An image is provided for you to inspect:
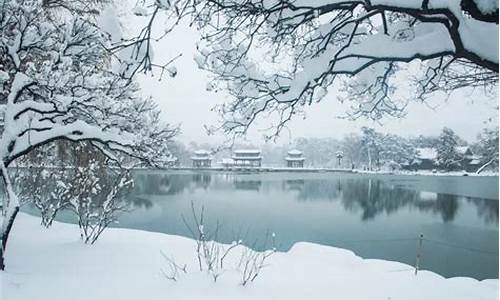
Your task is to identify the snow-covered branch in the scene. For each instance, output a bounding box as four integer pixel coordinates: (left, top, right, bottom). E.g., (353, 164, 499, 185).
(0, 0, 178, 269)
(153, 0, 498, 138)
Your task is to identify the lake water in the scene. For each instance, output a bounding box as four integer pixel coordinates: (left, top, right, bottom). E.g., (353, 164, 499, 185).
(24, 170, 499, 279)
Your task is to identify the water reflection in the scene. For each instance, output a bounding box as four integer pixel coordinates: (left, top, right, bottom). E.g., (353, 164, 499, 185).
(128, 196, 153, 209)
(128, 173, 498, 225)
(467, 197, 499, 224)
(20, 171, 499, 279)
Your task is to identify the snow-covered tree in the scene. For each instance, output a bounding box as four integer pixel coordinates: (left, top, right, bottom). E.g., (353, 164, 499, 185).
(379, 134, 415, 168)
(360, 127, 383, 170)
(152, 0, 498, 138)
(341, 133, 363, 169)
(436, 127, 461, 170)
(13, 162, 71, 228)
(68, 155, 133, 244)
(0, 0, 178, 270)
(474, 127, 499, 173)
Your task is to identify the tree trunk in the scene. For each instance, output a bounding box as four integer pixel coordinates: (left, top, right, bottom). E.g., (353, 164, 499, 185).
(476, 157, 496, 174)
(0, 162, 19, 271)
(367, 149, 372, 171)
(0, 206, 19, 270)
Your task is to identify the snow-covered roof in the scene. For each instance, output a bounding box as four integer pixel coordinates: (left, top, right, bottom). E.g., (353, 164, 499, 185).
(287, 149, 302, 155)
(233, 149, 261, 154)
(194, 150, 210, 155)
(191, 150, 211, 160)
(470, 159, 481, 165)
(191, 156, 211, 161)
(415, 148, 437, 160)
(231, 155, 262, 160)
(455, 146, 472, 156)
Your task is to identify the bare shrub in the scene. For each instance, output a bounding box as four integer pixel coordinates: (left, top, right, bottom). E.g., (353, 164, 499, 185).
(238, 233, 276, 286)
(180, 202, 276, 284)
(160, 251, 187, 281)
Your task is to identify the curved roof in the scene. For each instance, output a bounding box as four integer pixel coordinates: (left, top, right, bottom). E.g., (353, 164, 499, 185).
(416, 148, 437, 160)
(194, 150, 210, 155)
(233, 149, 261, 154)
(287, 149, 302, 155)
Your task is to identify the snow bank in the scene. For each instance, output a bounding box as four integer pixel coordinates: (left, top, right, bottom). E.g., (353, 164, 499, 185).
(1, 213, 497, 300)
(356, 169, 499, 177)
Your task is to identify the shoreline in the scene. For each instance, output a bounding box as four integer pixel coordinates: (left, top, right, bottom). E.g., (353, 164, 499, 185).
(2, 213, 498, 300)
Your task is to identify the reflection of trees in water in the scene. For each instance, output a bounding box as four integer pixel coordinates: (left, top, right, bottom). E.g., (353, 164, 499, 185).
(127, 196, 153, 209)
(289, 179, 342, 201)
(192, 173, 212, 189)
(283, 179, 305, 193)
(282, 177, 496, 224)
(233, 180, 262, 191)
(341, 179, 419, 221)
(413, 194, 459, 223)
(131, 173, 192, 195)
(125, 172, 498, 225)
(466, 197, 499, 224)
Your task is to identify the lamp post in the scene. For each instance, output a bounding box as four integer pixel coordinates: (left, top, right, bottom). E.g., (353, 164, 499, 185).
(335, 151, 344, 168)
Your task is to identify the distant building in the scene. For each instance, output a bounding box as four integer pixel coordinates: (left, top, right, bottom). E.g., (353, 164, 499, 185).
(456, 146, 482, 172)
(191, 150, 212, 168)
(411, 147, 438, 170)
(232, 149, 262, 167)
(466, 155, 482, 172)
(221, 158, 235, 168)
(411, 146, 480, 172)
(285, 150, 305, 168)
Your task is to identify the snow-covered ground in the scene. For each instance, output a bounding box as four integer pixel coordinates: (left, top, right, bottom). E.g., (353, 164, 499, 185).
(355, 169, 499, 177)
(1, 213, 498, 300)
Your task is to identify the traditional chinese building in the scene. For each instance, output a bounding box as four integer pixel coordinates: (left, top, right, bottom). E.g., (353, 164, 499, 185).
(411, 147, 438, 170)
(285, 149, 305, 168)
(232, 149, 262, 167)
(191, 150, 212, 168)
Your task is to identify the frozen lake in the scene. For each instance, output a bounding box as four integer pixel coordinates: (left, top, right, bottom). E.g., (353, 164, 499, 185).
(24, 170, 499, 279)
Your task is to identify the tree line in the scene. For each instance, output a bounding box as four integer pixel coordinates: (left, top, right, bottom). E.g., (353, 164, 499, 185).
(171, 126, 498, 172)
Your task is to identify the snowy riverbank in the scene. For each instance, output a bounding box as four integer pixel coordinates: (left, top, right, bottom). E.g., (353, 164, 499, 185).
(1, 213, 498, 300)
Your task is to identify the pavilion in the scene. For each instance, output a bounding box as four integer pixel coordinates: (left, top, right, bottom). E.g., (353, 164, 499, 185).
(232, 149, 262, 167)
(191, 150, 212, 168)
(285, 149, 305, 168)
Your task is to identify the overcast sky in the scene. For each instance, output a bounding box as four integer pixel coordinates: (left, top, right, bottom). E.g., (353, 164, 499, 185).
(135, 19, 498, 145)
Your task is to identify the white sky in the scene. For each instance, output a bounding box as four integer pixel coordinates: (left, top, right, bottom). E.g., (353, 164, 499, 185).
(135, 18, 498, 145)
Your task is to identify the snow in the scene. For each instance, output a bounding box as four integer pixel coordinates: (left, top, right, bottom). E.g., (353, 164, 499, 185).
(194, 150, 210, 155)
(166, 65, 178, 78)
(287, 149, 302, 155)
(415, 147, 438, 160)
(473, 0, 499, 14)
(0, 70, 9, 83)
(233, 149, 261, 154)
(357, 169, 499, 177)
(2, 213, 498, 300)
(132, 6, 148, 17)
(186, 0, 498, 128)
